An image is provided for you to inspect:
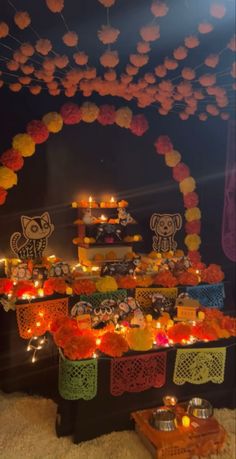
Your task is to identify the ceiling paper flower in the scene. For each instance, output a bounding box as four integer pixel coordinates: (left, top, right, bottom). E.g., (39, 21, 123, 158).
(13, 51, 28, 64)
(29, 85, 42, 95)
(36, 38, 52, 55)
(228, 35, 236, 52)
(206, 104, 219, 116)
(54, 54, 69, 68)
(130, 114, 149, 136)
(164, 57, 178, 70)
(137, 41, 150, 53)
(98, 0, 116, 7)
(21, 64, 35, 74)
(6, 60, 20, 71)
(179, 112, 189, 121)
(173, 46, 188, 60)
(210, 2, 226, 18)
(115, 106, 132, 128)
(81, 102, 99, 123)
(104, 69, 117, 81)
(20, 43, 34, 57)
(151, 1, 169, 17)
(18, 76, 32, 85)
(45, 0, 64, 13)
(205, 54, 219, 68)
(129, 53, 149, 67)
(126, 64, 138, 75)
(62, 31, 79, 47)
(100, 50, 119, 67)
(184, 35, 200, 48)
(97, 25, 120, 44)
(199, 73, 216, 87)
(177, 81, 193, 96)
(14, 11, 31, 30)
(0, 22, 9, 38)
(60, 102, 81, 124)
(12, 133, 35, 157)
(154, 64, 167, 77)
(42, 58, 56, 72)
(73, 51, 88, 65)
(198, 22, 214, 34)
(97, 104, 116, 125)
(181, 67, 196, 80)
(140, 24, 160, 42)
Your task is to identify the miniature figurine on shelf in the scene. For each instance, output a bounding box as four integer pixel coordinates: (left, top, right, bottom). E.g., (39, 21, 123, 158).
(118, 296, 142, 320)
(82, 208, 97, 225)
(130, 308, 145, 328)
(175, 293, 201, 321)
(71, 301, 93, 317)
(96, 223, 122, 243)
(48, 262, 70, 278)
(101, 256, 141, 276)
(167, 256, 191, 276)
(150, 292, 175, 318)
(11, 262, 32, 282)
(150, 213, 182, 253)
(117, 207, 136, 226)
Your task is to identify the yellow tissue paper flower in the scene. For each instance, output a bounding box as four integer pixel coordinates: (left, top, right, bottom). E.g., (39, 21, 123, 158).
(96, 276, 118, 292)
(185, 207, 201, 222)
(184, 234, 201, 250)
(126, 327, 153, 351)
(115, 107, 132, 128)
(165, 150, 181, 167)
(0, 166, 17, 189)
(81, 102, 99, 123)
(12, 133, 35, 157)
(42, 112, 63, 133)
(179, 177, 196, 195)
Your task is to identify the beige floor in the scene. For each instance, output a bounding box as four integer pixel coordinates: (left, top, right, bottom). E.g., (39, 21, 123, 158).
(0, 391, 235, 459)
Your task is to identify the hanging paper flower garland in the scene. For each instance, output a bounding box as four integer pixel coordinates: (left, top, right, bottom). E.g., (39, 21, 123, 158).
(154, 135, 202, 257)
(14, 11, 31, 30)
(0, 22, 9, 38)
(45, 0, 64, 13)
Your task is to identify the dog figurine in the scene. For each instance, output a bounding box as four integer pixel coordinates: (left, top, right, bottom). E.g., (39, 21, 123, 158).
(150, 213, 182, 253)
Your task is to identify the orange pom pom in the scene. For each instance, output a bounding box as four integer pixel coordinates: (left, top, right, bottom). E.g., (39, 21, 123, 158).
(154, 64, 167, 77)
(173, 46, 188, 60)
(126, 64, 138, 75)
(210, 2, 226, 19)
(199, 113, 208, 121)
(29, 85, 42, 95)
(164, 58, 178, 70)
(6, 60, 20, 71)
(198, 22, 213, 34)
(36, 39, 52, 55)
(151, 1, 169, 17)
(228, 35, 236, 52)
(140, 24, 160, 42)
(54, 54, 69, 68)
(62, 31, 79, 47)
(0, 22, 9, 38)
(45, 0, 64, 13)
(9, 82, 22, 92)
(21, 64, 34, 74)
(14, 11, 31, 30)
(129, 53, 149, 67)
(73, 51, 88, 65)
(137, 41, 150, 53)
(20, 43, 34, 57)
(98, 0, 115, 6)
(199, 73, 216, 87)
(184, 35, 200, 48)
(181, 67, 195, 80)
(100, 50, 119, 68)
(97, 25, 120, 44)
(205, 54, 219, 68)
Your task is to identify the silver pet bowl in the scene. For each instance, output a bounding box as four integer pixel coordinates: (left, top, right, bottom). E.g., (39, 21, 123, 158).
(151, 409, 176, 431)
(187, 398, 213, 419)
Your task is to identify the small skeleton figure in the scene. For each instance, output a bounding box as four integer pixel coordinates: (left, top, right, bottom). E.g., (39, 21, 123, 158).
(82, 208, 97, 225)
(117, 207, 135, 226)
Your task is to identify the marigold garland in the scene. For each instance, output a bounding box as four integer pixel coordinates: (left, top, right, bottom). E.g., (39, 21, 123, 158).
(0, 278, 13, 294)
(46, 0, 64, 13)
(12, 134, 35, 157)
(26, 120, 49, 144)
(42, 112, 63, 133)
(167, 323, 192, 343)
(154, 270, 178, 288)
(63, 332, 96, 360)
(0, 187, 7, 204)
(14, 11, 31, 30)
(97, 104, 116, 125)
(115, 107, 132, 128)
(60, 103, 82, 125)
(0, 149, 24, 172)
(72, 279, 96, 295)
(81, 102, 99, 123)
(0, 167, 18, 189)
(201, 264, 225, 284)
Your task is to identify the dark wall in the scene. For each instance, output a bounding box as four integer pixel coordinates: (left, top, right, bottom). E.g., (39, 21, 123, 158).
(0, 88, 235, 286)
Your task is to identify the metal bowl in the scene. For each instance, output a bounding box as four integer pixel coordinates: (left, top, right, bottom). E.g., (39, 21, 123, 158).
(187, 398, 213, 419)
(151, 408, 176, 431)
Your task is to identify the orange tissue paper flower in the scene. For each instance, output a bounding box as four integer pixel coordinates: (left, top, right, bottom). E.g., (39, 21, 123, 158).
(62, 31, 79, 47)
(115, 106, 132, 128)
(43, 278, 67, 295)
(100, 50, 119, 68)
(154, 64, 167, 77)
(60, 102, 82, 124)
(137, 41, 151, 53)
(184, 35, 200, 48)
(30, 85, 42, 95)
(0, 278, 13, 294)
(167, 323, 192, 344)
(72, 279, 96, 295)
(151, 1, 169, 17)
(205, 54, 219, 68)
(201, 264, 224, 284)
(14, 11, 31, 30)
(181, 67, 196, 80)
(14, 281, 37, 298)
(64, 331, 97, 360)
(129, 53, 149, 67)
(210, 2, 226, 19)
(198, 22, 214, 34)
(0, 22, 9, 38)
(97, 25, 120, 44)
(192, 322, 218, 341)
(97, 104, 116, 125)
(100, 332, 129, 357)
(164, 58, 178, 70)
(36, 39, 52, 56)
(173, 46, 188, 60)
(98, 0, 116, 6)
(73, 51, 88, 65)
(81, 101, 99, 123)
(177, 271, 199, 286)
(116, 275, 137, 289)
(154, 271, 177, 288)
(46, 0, 64, 13)
(140, 24, 160, 42)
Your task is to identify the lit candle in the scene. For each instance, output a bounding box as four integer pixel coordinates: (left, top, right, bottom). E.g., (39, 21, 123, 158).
(182, 415, 191, 428)
(110, 196, 115, 202)
(89, 196, 93, 208)
(100, 214, 107, 222)
(38, 288, 44, 298)
(163, 395, 178, 407)
(71, 201, 78, 208)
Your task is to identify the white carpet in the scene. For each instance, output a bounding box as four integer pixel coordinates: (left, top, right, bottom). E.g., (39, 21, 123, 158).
(0, 392, 235, 459)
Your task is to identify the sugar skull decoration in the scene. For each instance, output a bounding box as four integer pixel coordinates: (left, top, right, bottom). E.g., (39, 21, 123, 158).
(118, 296, 142, 320)
(11, 262, 32, 282)
(150, 213, 182, 253)
(48, 262, 71, 278)
(10, 212, 54, 261)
